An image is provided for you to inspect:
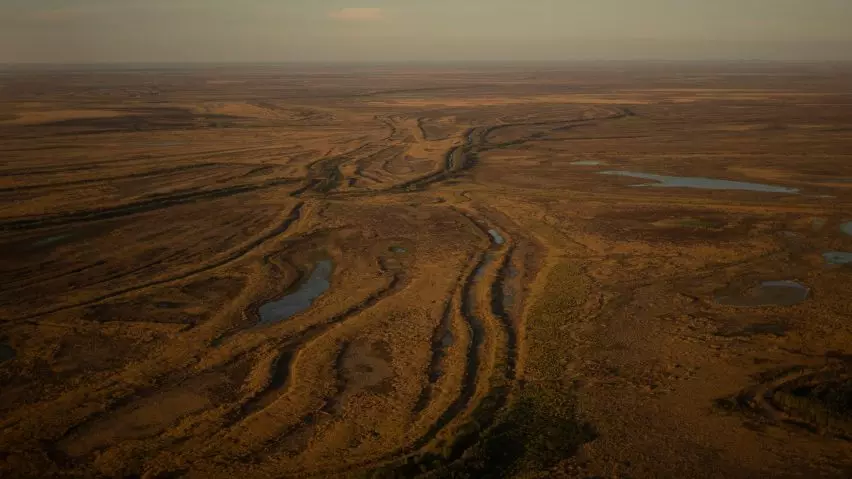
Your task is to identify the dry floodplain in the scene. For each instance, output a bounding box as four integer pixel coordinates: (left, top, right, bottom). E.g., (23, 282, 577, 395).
(1, 63, 852, 478)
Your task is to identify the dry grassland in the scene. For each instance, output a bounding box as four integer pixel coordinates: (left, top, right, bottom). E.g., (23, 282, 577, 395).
(1, 63, 851, 478)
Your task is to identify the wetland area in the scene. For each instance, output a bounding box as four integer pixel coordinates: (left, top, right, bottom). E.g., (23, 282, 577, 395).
(1, 64, 852, 478)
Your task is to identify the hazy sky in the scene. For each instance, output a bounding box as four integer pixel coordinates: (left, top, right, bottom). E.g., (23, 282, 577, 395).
(2, 0, 852, 63)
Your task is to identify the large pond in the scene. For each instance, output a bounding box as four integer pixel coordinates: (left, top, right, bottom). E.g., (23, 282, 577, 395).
(258, 260, 333, 324)
(716, 280, 809, 307)
(600, 171, 800, 194)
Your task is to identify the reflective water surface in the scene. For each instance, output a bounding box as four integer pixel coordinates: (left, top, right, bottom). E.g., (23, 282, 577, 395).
(600, 170, 800, 194)
(258, 260, 333, 324)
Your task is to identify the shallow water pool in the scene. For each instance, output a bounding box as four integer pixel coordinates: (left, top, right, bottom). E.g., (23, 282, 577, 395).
(258, 260, 333, 324)
(600, 171, 799, 194)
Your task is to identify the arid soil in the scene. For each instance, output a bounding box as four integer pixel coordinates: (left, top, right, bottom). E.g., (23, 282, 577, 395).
(1, 63, 851, 478)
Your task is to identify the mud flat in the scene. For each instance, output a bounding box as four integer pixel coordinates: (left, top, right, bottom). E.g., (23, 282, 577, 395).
(716, 280, 810, 307)
(0, 343, 15, 363)
(32, 234, 71, 248)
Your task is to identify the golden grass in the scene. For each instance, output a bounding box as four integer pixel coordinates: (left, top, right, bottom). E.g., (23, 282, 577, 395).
(2, 65, 852, 478)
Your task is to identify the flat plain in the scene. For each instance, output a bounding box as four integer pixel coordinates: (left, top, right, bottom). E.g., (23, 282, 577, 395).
(1, 63, 851, 478)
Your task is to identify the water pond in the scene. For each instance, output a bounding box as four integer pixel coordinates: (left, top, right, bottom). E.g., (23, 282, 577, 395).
(600, 171, 799, 194)
(258, 260, 333, 324)
(824, 252, 852, 265)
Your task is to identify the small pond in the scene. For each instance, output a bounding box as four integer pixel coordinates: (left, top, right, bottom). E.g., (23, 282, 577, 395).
(824, 252, 852, 265)
(258, 260, 333, 324)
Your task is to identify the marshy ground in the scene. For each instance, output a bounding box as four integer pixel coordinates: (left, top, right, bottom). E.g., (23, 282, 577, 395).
(1, 63, 851, 478)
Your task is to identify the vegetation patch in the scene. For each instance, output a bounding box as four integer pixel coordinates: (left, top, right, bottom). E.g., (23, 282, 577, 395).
(771, 377, 852, 439)
(442, 384, 595, 478)
(451, 262, 595, 477)
(525, 262, 589, 381)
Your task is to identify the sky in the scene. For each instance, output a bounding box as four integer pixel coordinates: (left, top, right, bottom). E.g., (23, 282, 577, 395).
(2, 0, 852, 63)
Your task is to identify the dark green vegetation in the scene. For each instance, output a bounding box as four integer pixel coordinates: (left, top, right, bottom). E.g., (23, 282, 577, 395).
(772, 379, 852, 438)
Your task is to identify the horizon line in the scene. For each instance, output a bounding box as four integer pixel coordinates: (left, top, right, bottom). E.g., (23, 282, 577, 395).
(3, 59, 852, 67)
